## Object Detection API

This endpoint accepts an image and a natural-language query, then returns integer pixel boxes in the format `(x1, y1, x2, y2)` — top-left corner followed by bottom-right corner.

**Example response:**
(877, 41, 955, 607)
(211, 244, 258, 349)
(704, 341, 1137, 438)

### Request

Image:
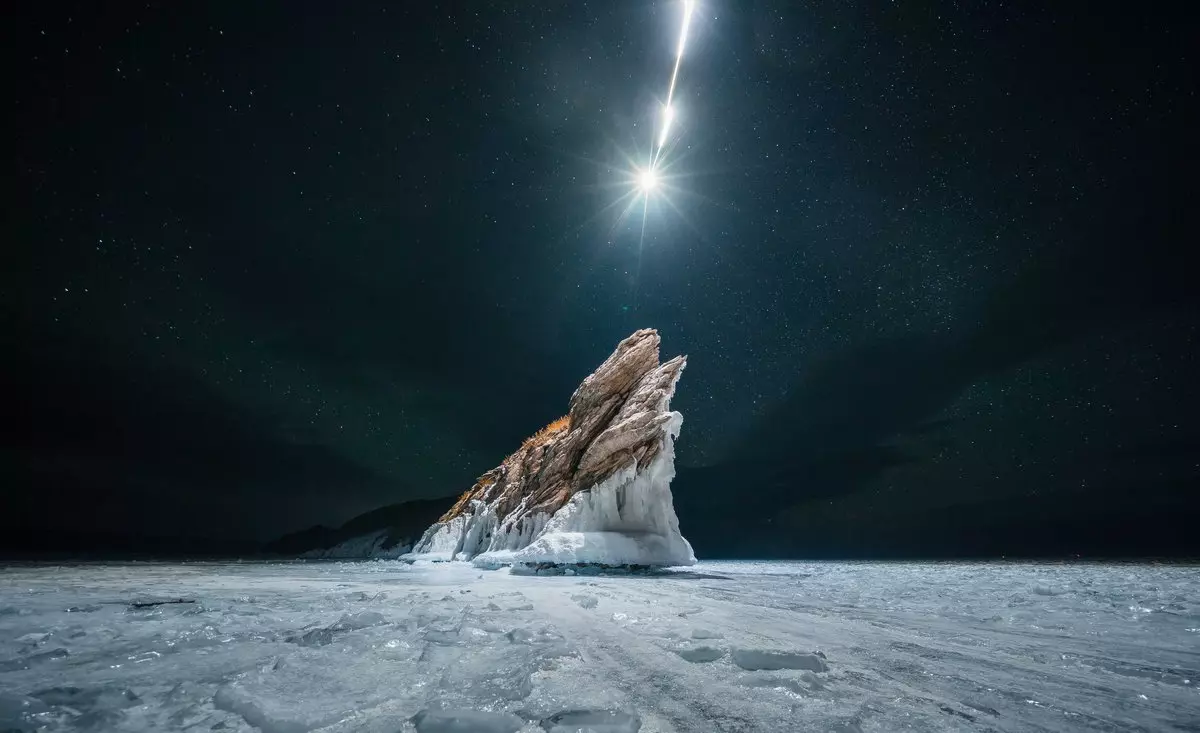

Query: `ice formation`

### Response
(406, 329, 696, 569)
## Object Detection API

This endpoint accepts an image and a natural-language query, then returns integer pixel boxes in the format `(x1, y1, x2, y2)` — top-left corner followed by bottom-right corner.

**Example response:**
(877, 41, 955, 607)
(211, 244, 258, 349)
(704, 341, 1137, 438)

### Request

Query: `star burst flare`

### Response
(638, 0, 698, 198)
(595, 0, 704, 252)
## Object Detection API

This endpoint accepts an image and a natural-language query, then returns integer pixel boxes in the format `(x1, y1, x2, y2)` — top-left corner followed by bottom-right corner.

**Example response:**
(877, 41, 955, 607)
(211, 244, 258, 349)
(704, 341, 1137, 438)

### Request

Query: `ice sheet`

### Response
(1, 560, 1196, 731)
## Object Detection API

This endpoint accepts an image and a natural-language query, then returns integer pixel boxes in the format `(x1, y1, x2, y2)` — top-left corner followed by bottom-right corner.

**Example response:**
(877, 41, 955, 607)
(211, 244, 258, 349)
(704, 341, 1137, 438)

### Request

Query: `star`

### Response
(637, 167, 660, 195)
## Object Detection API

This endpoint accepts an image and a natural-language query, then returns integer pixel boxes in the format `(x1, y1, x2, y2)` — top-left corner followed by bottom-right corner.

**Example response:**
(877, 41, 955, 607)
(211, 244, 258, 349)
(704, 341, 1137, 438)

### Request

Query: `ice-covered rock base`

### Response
(406, 329, 696, 570)
(452, 422, 694, 571)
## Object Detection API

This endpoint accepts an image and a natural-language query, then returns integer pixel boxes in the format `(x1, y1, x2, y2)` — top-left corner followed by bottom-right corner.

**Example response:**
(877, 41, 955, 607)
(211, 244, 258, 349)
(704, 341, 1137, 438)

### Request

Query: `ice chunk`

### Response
(572, 594, 599, 609)
(286, 610, 385, 647)
(1033, 585, 1067, 596)
(731, 649, 829, 672)
(215, 684, 319, 733)
(32, 686, 139, 708)
(437, 642, 537, 703)
(411, 709, 525, 733)
(506, 626, 567, 646)
(31, 686, 141, 728)
(540, 709, 641, 732)
(676, 646, 724, 663)
(690, 628, 723, 639)
(333, 610, 385, 630)
(287, 627, 335, 647)
(737, 673, 812, 696)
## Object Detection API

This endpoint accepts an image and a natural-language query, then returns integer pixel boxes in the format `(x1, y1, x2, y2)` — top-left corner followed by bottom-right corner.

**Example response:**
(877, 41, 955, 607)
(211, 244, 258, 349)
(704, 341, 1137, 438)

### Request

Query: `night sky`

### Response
(9, 1, 1197, 555)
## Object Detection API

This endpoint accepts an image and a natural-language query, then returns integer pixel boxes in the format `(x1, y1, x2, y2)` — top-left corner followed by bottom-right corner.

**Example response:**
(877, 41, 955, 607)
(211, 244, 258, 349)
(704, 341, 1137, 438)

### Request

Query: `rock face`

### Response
(407, 329, 695, 568)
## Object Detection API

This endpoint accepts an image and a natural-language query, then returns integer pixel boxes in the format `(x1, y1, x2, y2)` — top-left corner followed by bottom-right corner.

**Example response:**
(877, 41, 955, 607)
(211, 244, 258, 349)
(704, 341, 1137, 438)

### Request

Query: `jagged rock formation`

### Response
(407, 329, 695, 568)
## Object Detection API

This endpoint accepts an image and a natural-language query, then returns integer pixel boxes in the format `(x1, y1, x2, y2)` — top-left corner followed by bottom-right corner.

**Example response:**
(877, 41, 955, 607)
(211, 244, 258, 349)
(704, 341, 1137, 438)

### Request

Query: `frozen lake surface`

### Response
(0, 560, 1196, 732)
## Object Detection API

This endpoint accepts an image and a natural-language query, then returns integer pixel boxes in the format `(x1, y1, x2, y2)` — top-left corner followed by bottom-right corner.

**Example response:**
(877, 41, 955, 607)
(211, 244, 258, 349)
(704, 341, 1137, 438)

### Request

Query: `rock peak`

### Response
(407, 329, 694, 568)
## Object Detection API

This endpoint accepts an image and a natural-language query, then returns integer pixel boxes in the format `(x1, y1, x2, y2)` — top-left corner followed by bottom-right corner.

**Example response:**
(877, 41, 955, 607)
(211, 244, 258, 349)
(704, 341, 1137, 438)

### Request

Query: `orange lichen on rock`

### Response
(520, 415, 570, 451)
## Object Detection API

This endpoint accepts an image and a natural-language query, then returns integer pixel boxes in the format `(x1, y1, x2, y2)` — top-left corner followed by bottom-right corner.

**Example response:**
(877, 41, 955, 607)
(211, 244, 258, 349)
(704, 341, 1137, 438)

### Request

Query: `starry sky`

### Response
(9, 1, 1197, 554)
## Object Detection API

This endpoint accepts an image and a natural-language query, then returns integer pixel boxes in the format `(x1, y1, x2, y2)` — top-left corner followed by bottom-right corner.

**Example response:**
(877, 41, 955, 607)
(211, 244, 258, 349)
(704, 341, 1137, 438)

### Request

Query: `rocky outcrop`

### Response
(264, 497, 455, 559)
(407, 329, 695, 568)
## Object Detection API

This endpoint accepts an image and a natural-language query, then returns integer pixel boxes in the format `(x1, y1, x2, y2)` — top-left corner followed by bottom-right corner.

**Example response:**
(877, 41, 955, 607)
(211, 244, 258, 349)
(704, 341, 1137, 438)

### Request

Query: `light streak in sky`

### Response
(655, 0, 695, 154)
(657, 103, 676, 148)
(604, 1, 701, 309)
(611, 0, 700, 247)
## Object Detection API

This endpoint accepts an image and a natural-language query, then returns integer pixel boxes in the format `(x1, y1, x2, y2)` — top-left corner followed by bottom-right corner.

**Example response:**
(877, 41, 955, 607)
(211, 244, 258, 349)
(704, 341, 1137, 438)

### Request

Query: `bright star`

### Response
(637, 167, 660, 194)
(583, 0, 707, 253)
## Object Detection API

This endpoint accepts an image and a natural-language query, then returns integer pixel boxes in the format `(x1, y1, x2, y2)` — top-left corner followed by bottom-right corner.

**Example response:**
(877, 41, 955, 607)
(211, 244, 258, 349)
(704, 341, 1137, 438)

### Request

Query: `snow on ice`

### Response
(0, 560, 1197, 731)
